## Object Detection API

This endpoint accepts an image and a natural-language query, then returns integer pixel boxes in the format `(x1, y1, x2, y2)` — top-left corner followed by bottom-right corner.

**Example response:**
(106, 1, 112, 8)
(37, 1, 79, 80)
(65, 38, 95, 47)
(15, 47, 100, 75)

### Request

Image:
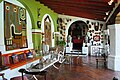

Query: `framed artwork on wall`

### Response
(4, 1, 28, 50)
(93, 35, 100, 42)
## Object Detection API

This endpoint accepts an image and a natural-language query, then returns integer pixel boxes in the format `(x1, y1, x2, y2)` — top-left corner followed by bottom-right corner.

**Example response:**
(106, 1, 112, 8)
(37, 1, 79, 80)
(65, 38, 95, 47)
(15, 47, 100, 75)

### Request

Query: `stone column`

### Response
(108, 24, 120, 71)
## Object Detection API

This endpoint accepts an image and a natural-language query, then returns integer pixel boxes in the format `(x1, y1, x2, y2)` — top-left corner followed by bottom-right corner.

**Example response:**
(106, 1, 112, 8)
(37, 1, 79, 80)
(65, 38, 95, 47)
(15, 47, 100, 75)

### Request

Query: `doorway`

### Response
(68, 21, 88, 50)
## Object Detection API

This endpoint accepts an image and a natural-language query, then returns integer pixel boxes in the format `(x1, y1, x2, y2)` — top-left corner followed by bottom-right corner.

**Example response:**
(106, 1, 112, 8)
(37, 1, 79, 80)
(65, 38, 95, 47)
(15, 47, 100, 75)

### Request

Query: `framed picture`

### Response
(93, 35, 100, 42)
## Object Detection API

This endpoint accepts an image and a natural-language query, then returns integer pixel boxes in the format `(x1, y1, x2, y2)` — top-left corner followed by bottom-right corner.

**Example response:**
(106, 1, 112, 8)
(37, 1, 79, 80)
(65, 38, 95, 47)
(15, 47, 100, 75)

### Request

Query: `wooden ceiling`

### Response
(36, 0, 118, 21)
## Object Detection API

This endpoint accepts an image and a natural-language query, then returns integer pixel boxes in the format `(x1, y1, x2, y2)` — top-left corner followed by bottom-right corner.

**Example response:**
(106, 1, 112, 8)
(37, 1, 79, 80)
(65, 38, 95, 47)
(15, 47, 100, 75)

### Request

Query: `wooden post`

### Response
(0, 51, 2, 67)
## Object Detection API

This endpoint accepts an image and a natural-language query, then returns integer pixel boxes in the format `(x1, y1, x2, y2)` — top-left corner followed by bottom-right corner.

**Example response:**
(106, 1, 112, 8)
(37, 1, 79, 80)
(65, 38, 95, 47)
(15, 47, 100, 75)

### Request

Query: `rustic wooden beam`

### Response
(40, 1, 112, 12)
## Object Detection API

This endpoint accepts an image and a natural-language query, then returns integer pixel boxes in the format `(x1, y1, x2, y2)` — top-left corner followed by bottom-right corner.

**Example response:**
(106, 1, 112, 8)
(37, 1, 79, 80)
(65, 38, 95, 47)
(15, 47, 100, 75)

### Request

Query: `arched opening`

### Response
(44, 15, 52, 46)
(68, 21, 88, 50)
(41, 14, 55, 48)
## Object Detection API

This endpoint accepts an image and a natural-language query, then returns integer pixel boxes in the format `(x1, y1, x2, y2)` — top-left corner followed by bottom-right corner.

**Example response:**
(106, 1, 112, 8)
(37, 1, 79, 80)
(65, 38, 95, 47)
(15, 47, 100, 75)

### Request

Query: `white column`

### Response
(108, 24, 120, 71)
(0, 1, 6, 52)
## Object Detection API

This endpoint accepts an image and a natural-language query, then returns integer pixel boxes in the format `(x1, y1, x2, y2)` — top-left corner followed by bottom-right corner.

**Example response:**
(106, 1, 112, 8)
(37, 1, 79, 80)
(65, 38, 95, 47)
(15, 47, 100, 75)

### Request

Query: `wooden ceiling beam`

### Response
(52, 7, 105, 21)
(44, 2, 112, 12)
(62, 0, 111, 3)
(106, 4, 120, 24)
(45, 4, 106, 16)
(37, 0, 117, 21)
(55, 9, 105, 21)
(40, 0, 110, 8)
(39, 0, 110, 3)
(39, 0, 113, 3)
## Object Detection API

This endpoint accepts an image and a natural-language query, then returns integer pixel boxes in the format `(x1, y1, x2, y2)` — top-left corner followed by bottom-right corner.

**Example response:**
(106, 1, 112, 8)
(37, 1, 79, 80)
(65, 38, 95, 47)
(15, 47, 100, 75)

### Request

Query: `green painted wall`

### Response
(18, 0, 58, 50)
(0, 0, 58, 50)
(32, 34, 41, 50)
(18, 0, 58, 29)
(19, 0, 58, 50)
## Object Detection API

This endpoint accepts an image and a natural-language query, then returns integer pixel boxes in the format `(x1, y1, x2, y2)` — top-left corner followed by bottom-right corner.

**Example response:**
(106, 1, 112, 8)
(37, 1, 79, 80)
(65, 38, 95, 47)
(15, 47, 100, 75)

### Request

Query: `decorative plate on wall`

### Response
(93, 35, 100, 42)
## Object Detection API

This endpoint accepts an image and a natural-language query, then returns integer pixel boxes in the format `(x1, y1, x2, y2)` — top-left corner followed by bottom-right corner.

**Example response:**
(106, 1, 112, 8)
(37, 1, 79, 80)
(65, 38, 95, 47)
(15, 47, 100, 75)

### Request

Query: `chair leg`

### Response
(96, 59, 98, 68)
(113, 77, 118, 80)
(104, 61, 107, 68)
(44, 74, 46, 80)
(21, 72, 24, 80)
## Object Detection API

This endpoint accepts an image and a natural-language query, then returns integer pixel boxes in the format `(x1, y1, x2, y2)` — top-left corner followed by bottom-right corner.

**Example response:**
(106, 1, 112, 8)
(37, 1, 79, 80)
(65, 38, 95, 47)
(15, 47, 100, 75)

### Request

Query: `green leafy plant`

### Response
(56, 40, 66, 46)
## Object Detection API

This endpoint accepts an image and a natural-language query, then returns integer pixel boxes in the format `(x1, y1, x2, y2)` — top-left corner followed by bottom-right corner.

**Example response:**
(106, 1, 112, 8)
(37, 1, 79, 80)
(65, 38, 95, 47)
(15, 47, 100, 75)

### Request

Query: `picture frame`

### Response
(93, 35, 100, 42)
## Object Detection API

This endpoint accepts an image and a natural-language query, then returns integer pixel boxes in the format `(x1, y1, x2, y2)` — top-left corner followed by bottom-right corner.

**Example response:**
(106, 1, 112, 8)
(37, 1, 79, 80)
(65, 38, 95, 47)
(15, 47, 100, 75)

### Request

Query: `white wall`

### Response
(108, 24, 120, 71)
(58, 14, 105, 41)
(0, 1, 5, 51)
(0, 0, 33, 54)
(58, 14, 106, 48)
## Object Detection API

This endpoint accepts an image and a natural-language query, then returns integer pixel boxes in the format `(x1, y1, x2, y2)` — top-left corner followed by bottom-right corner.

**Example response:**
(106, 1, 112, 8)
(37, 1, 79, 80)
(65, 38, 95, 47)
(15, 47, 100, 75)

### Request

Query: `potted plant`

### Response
(56, 40, 66, 46)
(56, 40, 66, 51)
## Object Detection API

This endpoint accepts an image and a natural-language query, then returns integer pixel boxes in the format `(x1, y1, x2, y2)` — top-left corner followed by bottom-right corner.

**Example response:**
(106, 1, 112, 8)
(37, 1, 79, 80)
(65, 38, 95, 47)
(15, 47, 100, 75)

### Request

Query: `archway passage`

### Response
(68, 21, 88, 50)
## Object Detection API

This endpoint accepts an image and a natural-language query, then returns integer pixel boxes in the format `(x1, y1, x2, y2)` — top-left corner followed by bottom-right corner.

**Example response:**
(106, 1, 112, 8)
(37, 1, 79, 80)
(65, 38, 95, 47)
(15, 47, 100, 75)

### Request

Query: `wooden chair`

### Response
(0, 73, 7, 80)
(50, 46, 65, 64)
(10, 68, 29, 80)
(96, 53, 108, 68)
(58, 50, 65, 63)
